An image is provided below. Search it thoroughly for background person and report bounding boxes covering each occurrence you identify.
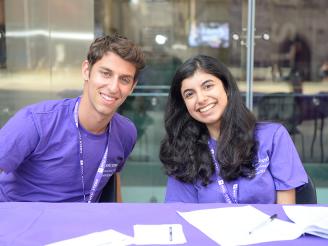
[159,55,307,204]
[0,34,145,202]
[320,61,328,82]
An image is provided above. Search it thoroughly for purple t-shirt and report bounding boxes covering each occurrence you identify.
[0,97,137,202]
[165,122,308,204]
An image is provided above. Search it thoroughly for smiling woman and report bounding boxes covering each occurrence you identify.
[180,70,228,139]
[159,55,308,205]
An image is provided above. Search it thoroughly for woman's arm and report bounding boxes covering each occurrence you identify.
[276,189,296,204]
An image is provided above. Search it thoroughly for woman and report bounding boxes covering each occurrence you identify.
[159,55,307,204]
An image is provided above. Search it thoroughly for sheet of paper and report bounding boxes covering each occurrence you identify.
[46,229,134,246]
[283,205,328,238]
[178,205,303,246]
[133,224,187,245]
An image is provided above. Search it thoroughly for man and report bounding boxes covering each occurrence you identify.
[0,34,145,202]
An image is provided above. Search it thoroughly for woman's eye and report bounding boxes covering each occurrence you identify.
[184,92,193,99]
[204,83,213,89]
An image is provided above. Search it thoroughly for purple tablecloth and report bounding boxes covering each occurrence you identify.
[0,202,326,246]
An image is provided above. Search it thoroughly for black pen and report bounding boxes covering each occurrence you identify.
[169,226,173,241]
[249,214,278,235]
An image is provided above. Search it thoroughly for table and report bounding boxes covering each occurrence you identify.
[0,202,326,246]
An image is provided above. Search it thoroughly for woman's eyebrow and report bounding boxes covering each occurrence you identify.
[201,79,213,85]
[182,88,193,95]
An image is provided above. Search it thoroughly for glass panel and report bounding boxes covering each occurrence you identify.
[95,0,246,202]
[1,0,247,203]
[253,0,328,203]
[0,0,93,123]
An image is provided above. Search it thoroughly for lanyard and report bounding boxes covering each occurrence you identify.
[208,140,238,204]
[74,99,112,203]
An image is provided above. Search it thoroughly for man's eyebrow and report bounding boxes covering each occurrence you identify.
[98,67,134,78]
[98,66,112,72]
[120,74,134,79]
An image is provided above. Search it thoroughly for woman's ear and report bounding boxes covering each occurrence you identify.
[81,60,90,81]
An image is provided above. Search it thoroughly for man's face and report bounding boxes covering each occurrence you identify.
[82,51,137,119]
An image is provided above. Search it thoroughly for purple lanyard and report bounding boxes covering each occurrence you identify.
[74,99,112,203]
[208,140,238,204]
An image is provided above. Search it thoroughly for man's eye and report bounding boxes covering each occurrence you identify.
[121,77,132,84]
[101,71,110,77]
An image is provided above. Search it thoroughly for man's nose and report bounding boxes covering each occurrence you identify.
[107,77,119,93]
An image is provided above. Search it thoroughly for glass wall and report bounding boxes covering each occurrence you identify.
[0,0,93,126]
[93,0,248,202]
[1,0,327,203]
[251,0,328,203]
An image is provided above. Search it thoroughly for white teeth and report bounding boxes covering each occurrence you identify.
[100,93,114,101]
[199,103,215,112]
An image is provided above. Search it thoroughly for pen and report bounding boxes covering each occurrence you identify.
[169,226,173,241]
[249,213,278,235]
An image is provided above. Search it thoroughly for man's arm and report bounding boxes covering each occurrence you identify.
[0,109,39,173]
[116,173,122,202]
[277,189,296,204]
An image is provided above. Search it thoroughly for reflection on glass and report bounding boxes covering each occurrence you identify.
[250,1,328,167]
[189,22,230,48]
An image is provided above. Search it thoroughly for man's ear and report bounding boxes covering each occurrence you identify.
[130,80,138,95]
[81,60,90,81]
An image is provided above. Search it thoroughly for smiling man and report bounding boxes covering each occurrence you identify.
[0,34,145,202]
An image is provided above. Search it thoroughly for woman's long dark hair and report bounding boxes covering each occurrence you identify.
[159,55,258,185]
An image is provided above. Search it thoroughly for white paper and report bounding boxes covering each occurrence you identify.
[178,205,303,246]
[133,224,187,245]
[46,229,134,246]
[283,205,328,238]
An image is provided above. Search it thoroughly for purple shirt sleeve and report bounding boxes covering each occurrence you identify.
[269,125,307,190]
[0,109,39,173]
[111,114,137,173]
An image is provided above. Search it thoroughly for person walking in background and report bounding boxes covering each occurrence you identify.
[160,54,307,204]
[0,34,145,202]
[320,61,328,82]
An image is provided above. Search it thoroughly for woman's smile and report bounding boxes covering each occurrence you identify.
[181,70,228,137]
[198,102,216,113]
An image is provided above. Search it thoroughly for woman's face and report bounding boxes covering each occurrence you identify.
[180,70,228,138]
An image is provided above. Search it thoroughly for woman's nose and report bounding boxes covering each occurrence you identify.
[197,91,208,104]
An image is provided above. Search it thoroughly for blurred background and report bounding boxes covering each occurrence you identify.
[0,0,327,203]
